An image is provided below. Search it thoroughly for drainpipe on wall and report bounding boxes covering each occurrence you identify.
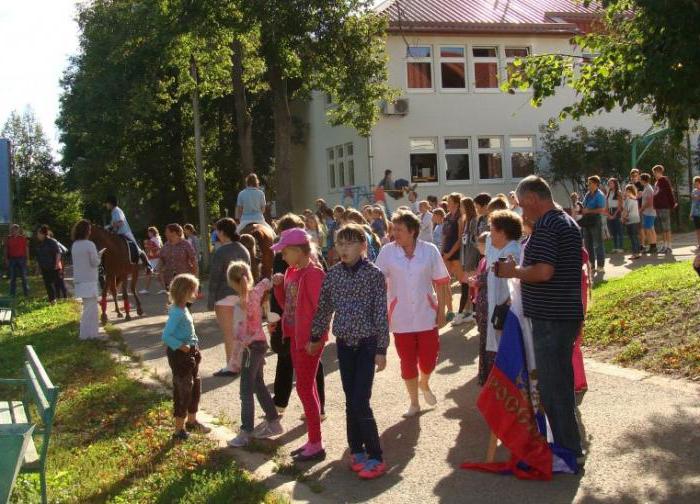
[367,134,374,189]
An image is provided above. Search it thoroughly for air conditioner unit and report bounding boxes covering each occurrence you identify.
[381,98,409,116]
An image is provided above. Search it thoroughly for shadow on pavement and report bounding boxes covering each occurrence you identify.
[303,411,424,502]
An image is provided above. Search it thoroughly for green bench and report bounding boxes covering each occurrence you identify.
[0,346,59,504]
[0,297,15,332]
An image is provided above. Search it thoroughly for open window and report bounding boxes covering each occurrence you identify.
[439,46,466,90]
[410,138,438,183]
[444,137,471,182]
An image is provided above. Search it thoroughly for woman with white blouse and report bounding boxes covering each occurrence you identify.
[376,210,450,418]
[71,220,104,340]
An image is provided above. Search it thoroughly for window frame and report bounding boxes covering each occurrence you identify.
[507,134,537,180]
[471,46,501,93]
[406,45,434,93]
[443,136,472,185]
[409,137,440,185]
[476,135,505,182]
[327,147,336,190]
[438,45,467,92]
[345,142,355,186]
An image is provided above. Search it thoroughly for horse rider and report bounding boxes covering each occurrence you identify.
[235,173,275,235]
[104,195,153,272]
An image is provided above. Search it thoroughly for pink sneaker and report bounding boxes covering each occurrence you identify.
[358,459,386,479]
[350,453,368,472]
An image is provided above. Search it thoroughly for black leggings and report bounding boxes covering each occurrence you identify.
[41,269,59,302]
[273,337,325,413]
[458,283,472,314]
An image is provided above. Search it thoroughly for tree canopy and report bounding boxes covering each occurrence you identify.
[2,109,83,241]
[504,0,700,132]
[57,0,393,227]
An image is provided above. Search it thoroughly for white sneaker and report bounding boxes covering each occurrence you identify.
[158,289,168,294]
[228,430,251,447]
[252,419,284,439]
[461,313,474,323]
[451,313,466,326]
[657,245,667,254]
[402,405,420,418]
[138,289,148,294]
[421,387,438,407]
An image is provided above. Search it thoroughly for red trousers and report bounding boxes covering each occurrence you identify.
[291,347,324,443]
[394,328,440,380]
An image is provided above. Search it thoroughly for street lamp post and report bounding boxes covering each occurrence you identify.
[190,55,210,272]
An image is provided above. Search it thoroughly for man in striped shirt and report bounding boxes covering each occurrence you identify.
[496,176,584,461]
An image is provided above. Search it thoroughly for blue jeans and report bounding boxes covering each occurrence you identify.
[337,338,383,461]
[531,318,583,457]
[625,223,641,254]
[583,218,605,269]
[8,258,29,296]
[240,341,279,432]
[607,216,624,250]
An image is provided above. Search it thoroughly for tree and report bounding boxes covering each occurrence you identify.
[504,1,700,132]
[538,123,689,196]
[241,0,394,212]
[2,109,83,241]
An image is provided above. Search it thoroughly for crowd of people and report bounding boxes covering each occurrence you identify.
[159,173,602,480]
[3,165,699,481]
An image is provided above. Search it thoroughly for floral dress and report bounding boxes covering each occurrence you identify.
[473,257,494,386]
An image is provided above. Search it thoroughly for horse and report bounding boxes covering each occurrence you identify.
[89,225,144,323]
[239,223,275,280]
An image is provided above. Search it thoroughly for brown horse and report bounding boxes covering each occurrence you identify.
[240,223,275,279]
[89,225,143,323]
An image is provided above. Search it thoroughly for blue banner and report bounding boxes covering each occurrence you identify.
[0,139,11,224]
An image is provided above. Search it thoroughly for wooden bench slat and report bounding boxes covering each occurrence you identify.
[23,364,52,421]
[26,347,57,400]
[0,401,29,425]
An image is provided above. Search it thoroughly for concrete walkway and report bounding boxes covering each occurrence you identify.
[101,237,700,504]
[593,231,698,281]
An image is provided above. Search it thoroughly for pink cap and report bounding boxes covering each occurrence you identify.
[271,228,310,252]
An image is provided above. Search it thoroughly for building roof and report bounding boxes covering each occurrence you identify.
[376,0,601,35]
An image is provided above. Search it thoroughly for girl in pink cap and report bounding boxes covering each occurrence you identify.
[272,228,328,462]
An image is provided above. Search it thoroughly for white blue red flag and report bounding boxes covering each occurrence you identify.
[461,279,578,479]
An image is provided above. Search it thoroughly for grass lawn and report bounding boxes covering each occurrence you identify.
[584,261,700,379]
[1,279,286,504]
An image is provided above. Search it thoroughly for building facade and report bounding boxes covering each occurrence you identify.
[289,0,653,211]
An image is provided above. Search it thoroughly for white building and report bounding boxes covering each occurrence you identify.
[289,0,653,211]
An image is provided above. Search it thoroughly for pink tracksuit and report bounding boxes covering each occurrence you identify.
[274,262,327,443]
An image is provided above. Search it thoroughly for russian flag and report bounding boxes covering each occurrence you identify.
[461,279,578,480]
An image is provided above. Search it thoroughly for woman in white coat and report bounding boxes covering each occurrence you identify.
[71,220,103,340]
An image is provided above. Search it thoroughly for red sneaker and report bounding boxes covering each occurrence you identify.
[358,459,386,479]
[350,453,368,472]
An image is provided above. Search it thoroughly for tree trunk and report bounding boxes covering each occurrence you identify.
[269,62,293,214]
[230,38,255,175]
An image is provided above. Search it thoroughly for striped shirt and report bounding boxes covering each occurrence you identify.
[522,209,584,321]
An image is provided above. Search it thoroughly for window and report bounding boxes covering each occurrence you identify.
[444,137,470,181]
[407,46,433,90]
[509,135,535,178]
[472,47,499,89]
[327,148,335,189]
[338,161,345,187]
[348,159,355,186]
[345,143,355,185]
[477,136,503,179]
[410,138,438,183]
[505,47,530,81]
[439,46,466,89]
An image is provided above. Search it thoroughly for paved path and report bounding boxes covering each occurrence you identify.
[102,243,700,504]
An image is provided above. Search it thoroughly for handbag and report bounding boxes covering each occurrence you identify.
[491,301,510,330]
[578,212,599,228]
[461,220,481,271]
